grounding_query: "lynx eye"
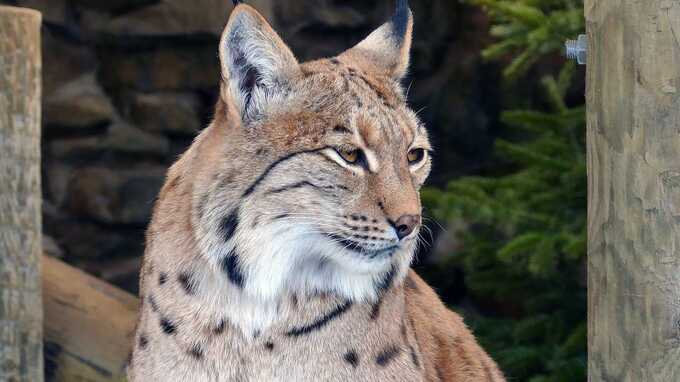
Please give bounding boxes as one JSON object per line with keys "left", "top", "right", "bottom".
{"left": 407, "top": 148, "right": 426, "bottom": 164}
{"left": 337, "top": 148, "right": 361, "bottom": 164}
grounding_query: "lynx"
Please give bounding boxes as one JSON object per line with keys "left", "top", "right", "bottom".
{"left": 127, "top": 1, "right": 505, "bottom": 381}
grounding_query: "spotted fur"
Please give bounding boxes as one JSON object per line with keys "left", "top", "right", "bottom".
{"left": 128, "top": 2, "right": 504, "bottom": 381}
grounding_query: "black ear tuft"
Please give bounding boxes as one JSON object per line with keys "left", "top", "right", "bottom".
{"left": 340, "top": 0, "right": 413, "bottom": 80}
{"left": 232, "top": 0, "right": 243, "bottom": 5}
{"left": 392, "top": 0, "right": 410, "bottom": 43}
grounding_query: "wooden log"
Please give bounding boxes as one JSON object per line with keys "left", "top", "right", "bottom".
{"left": 587, "top": 0, "right": 680, "bottom": 380}
{"left": 42, "top": 255, "right": 138, "bottom": 381}
{"left": 0, "top": 6, "right": 43, "bottom": 382}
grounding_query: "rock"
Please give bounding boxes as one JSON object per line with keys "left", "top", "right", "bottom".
{"left": 16, "top": 0, "right": 71, "bottom": 26}
{"left": 44, "top": 73, "right": 115, "bottom": 128}
{"left": 275, "top": 0, "right": 372, "bottom": 30}
{"left": 117, "top": 174, "right": 165, "bottom": 224}
{"left": 106, "top": 119, "right": 170, "bottom": 156}
{"left": 42, "top": 200, "right": 64, "bottom": 222}
{"left": 103, "top": 0, "right": 233, "bottom": 37}
{"left": 47, "top": 220, "right": 142, "bottom": 259}
{"left": 44, "top": 162, "right": 73, "bottom": 208}
{"left": 42, "top": 235, "right": 65, "bottom": 258}
{"left": 48, "top": 118, "right": 170, "bottom": 158}
{"left": 73, "top": 253, "right": 143, "bottom": 292}
{"left": 82, "top": 256, "right": 142, "bottom": 292}
{"left": 272, "top": 0, "right": 388, "bottom": 61}
{"left": 65, "top": 166, "right": 166, "bottom": 225}
{"left": 67, "top": 8, "right": 117, "bottom": 43}
{"left": 47, "top": 136, "right": 101, "bottom": 159}
{"left": 14, "top": 0, "right": 110, "bottom": 44}
{"left": 129, "top": 92, "right": 201, "bottom": 136}
{"left": 42, "top": 30, "right": 98, "bottom": 97}
{"left": 99, "top": 44, "right": 219, "bottom": 91}
{"left": 71, "top": 0, "right": 159, "bottom": 12}
{"left": 66, "top": 167, "right": 119, "bottom": 224}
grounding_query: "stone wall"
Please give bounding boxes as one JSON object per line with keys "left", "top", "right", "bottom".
{"left": 1, "top": 0, "right": 500, "bottom": 293}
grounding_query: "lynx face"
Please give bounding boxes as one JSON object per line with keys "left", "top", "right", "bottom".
{"left": 194, "top": 1, "right": 431, "bottom": 305}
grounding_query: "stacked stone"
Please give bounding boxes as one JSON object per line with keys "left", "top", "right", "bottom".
{"left": 1, "top": 0, "right": 498, "bottom": 293}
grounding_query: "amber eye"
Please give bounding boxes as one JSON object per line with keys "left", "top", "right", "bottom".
{"left": 337, "top": 148, "right": 360, "bottom": 164}
{"left": 407, "top": 148, "right": 426, "bottom": 164}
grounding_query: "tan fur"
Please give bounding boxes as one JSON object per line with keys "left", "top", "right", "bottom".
{"left": 405, "top": 272, "right": 506, "bottom": 381}
{"left": 128, "top": 3, "right": 504, "bottom": 381}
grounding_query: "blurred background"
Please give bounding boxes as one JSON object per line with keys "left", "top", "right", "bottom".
{"left": 0, "top": 0, "right": 585, "bottom": 380}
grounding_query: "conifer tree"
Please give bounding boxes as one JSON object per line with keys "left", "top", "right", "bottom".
{"left": 422, "top": 1, "right": 585, "bottom": 380}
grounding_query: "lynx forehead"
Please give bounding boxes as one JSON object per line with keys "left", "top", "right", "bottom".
{"left": 128, "top": 1, "right": 505, "bottom": 381}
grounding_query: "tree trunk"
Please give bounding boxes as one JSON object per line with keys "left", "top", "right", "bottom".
{"left": 587, "top": 0, "right": 680, "bottom": 380}
{"left": 0, "top": 6, "right": 43, "bottom": 382}
{"left": 42, "top": 255, "right": 138, "bottom": 382}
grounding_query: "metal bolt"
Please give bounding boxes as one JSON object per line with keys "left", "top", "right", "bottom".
{"left": 565, "top": 34, "right": 587, "bottom": 65}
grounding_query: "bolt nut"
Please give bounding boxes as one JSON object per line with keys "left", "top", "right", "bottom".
{"left": 565, "top": 34, "right": 587, "bottom": 65}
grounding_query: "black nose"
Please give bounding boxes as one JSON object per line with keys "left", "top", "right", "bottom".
{"left": 394, "top": 214, "right": 420, "bottom": 240}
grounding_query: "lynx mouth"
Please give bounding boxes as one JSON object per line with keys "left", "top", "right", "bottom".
{"left": 325, "top": 233, "right": 398, "bottom": 258}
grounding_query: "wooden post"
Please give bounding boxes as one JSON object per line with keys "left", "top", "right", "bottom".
{"left": 587, "top": 0, "right": 680, "bottom": 380}
{"left": 0, "top": 6, "right": 43, "bottom": 382}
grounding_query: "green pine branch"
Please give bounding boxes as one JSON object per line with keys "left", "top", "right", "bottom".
{"left": 423, "top": 0, "right": 586, "bottom": 379}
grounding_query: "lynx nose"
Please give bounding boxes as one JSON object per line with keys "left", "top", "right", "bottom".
{"left": 394, "top": 214, "right": 420, "bottom": 240}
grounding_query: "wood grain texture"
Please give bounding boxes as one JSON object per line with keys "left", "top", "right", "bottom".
{"left": 42, "top": 255, "right": 138, "bottom": 382}
{"left": 0, "top": 6, "right": 43, "bottom": 382}
{"left": 587, "top": 0, "right": 680, "bottom": 380}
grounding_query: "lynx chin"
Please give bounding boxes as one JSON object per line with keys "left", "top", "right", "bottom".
{"left": 127, "top": 1, "right": 505, "bottom": 380}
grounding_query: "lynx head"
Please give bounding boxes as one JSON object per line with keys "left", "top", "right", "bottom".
{"left": 194, "top": 0, "right": 431, "bottom": 304}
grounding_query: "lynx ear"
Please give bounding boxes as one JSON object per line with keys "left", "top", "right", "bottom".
{"left": 340, "top": 0, "right": 413, "bottom": 80}
{"left": 219, "top": 4, "right": 299, "bottom": 122}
